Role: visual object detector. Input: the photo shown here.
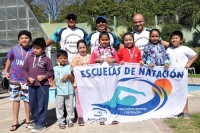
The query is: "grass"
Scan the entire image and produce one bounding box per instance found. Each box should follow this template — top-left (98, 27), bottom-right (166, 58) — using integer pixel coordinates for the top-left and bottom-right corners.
top-left (165, 114), bottom-right (200, 133)
top-left (188, 74), bottom-right (200, 78)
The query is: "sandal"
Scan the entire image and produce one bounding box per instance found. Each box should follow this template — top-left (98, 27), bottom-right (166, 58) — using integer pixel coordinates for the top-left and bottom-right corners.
top-left (112, 120), bottom-right (119, 125)
top-left (10, 124), bottom-right (19, 131)
top-left (25, 122), bottom-right (30, 128)
top-left (99, 122), bottom-right (105, 125)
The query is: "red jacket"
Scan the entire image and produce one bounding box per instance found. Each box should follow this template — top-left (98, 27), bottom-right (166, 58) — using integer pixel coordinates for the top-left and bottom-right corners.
top-left (117, 47), bottom-right (141, 63)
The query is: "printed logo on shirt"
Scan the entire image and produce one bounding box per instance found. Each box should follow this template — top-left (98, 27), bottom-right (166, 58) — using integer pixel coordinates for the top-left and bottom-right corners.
top-left (64, 34), bottom-right (82, 54)
top-left (16, 59), bottom-right (25, 66)
top-left (37, 61), bottom-right (45, 68)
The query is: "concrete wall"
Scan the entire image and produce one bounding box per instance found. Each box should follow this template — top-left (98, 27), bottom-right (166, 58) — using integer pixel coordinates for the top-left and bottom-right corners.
top-left (40, 22), bottom-right (199, 42)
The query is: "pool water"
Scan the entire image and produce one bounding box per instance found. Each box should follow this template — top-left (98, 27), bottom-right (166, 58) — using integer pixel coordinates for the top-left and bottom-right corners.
top-left (49, 84), bottom-right (200, 103)
top-left (188, 84), bottom-right (200, 92)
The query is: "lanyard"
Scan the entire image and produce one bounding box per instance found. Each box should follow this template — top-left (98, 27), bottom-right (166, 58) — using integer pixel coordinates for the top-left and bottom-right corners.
top-left (21, 46), bottom-right (30, 63)
top-left (32, 55), bottom-right (42, 69)
top-left (127, 47), bottom-right (135, 63)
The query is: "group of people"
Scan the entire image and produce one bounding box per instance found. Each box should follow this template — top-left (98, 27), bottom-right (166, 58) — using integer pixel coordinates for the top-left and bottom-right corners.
top-left (4, 12), bottom-right (198, 132)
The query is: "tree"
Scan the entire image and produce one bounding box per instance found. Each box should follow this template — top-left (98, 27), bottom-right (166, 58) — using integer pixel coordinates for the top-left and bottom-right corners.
top-left (161, 22), bottom-right (183, 42)
top-left (178, 0), bottom-right (200, 32)
top-left (24, 0), bottom-right (48, 23)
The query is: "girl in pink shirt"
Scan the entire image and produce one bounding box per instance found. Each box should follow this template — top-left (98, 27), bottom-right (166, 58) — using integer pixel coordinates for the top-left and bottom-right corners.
top-left (90, 31), bottom-right (119, 64)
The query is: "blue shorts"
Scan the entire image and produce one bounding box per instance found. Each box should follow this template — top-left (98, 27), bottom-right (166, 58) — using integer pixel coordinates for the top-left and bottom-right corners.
top-left (9, 84), bottom-right (29, 102)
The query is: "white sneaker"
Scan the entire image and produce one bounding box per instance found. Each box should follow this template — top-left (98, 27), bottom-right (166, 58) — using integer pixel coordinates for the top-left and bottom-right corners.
top-left (68, 120), bottom-right (74, 127)
top-left (31, 125), bottom-right (46, 133)
top-left (28, 123), bottom-right (35, 129)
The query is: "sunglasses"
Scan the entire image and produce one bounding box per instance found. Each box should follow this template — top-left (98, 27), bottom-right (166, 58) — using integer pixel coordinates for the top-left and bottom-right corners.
top-left (67, 15), bottom-right (77, 20)
top-left (96, 19), bottom-right (107, 24)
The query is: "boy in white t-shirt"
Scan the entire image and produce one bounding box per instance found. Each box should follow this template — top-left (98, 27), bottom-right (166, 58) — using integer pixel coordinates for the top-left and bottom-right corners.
top-left (166, 30), bottom-right (198, 119)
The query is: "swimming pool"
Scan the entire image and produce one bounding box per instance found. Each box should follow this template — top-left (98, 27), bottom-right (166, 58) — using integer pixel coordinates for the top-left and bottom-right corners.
top-left (188, 84), bottom-right (200, 92)
top-left (48, 84), bottom-right (200, 103)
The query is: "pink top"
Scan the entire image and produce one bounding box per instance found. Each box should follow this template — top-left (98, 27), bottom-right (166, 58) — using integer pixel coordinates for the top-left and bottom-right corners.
top-left (90, 46), bottom-right (119, 64)
top-left (71, 54), bottom-right (91, 86)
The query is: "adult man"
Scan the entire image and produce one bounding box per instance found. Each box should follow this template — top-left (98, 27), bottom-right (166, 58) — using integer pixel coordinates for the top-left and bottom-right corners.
top-left (131, 13), bottom-right (169, 51)
top-left (86, 16), bottom-right (121, 53)
top-left (46, 12), bottom-right (87, 62)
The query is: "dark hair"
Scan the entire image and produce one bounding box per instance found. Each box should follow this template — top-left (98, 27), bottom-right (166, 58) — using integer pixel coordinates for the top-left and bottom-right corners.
top-left (18, 30), bottom-right (32, 41)
top-left (150, 29), bottom-right (160, 37)
top-left (149, 29), bottom-right (161, 44)
top-left (99, 31), bottom-right (110, 43)
top-left (123, 32), bottom-right (134, 43)
top-left (57, 50), bottom-right (68, 58)
top-left (32, 37), bottom-right (46, 49)
top-left (77, 39), bottom-right (87, 48)
top-left (170, 30), bottom-right (183, 40)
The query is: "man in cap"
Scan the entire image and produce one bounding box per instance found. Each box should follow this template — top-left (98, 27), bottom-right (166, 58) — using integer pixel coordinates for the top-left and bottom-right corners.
top-left (86, 16), bottom-right (122, 53)
top-left (46, 12), bottom-right (88, 63)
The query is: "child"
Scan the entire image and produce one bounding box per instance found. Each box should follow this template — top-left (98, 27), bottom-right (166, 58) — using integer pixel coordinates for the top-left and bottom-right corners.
top-left (4, 30), bottom-right (32, 131)
top-left (90, 32), bottom-right (119, 125)
top-left (23, 37), bottom-right (54, 132)
top-left (90, 31), bottom-right (119, 64)
top-left (53, 50), bottom-right (75, 129)
top-left (71, 40), bottom-right (91, 126)
top-left (166, 30), bottom-right (198, 119)
top-left (117, 32), bottom-right (141, 64)
top-left (140, 29), bottom-right (169, 68)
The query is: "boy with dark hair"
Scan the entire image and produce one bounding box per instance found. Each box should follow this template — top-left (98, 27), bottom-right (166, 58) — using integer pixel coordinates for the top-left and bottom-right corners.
top-left (23, 37), bottom-right (54, 132)
top-left (166, 30), bottom-right (198, 119)
top-left (4, 30), bottom-right (32, 131)
top-left (54, 50), bottom-right (74, 129)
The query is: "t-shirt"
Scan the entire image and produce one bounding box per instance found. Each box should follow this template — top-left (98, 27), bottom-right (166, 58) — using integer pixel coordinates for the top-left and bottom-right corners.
top-left (53, 65), bottom-right (74, 95)
top-left (117, 47), bottom-right (141, 63)
top-left (50, 27), bottom-right (87, 62)
top-left (131, 28), bottom-right (151, 51)
top-left (7, 44), bottom-right (32, 83)
top-left (166, 45), bottom-right (197, 68)
top-left (85, 30), bottom-right (120, 53)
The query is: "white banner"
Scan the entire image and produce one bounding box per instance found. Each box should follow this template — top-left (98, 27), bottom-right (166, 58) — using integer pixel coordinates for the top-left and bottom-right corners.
top-left (74, 63), bottom-right (188, 124)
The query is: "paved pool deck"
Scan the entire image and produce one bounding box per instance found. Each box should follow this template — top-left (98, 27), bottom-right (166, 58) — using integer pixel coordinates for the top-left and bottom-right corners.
top-left (0, 78), bottom-right (199, 133)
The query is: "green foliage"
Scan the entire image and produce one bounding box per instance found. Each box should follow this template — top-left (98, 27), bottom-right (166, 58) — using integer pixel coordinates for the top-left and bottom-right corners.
top-left (178, 0), bottom-right (200, 32)
top-left (24, 0), bottom-right (48, 23)
top-left (161, 23), bottom-right (183, 42)
top-left (191, 47), bottom-right (200, 68)
top-left (27, 1), bottom-right (200, 45)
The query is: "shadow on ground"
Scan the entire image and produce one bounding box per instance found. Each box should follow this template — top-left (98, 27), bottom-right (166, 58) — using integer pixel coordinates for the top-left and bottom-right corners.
top-left (46, 108), bottom-right (57, 127)
top-left (0, 95), bottom-right (9, 99)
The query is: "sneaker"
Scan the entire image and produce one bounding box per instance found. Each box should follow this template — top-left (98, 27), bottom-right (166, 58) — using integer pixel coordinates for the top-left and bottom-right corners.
top-left (177, 112), bottom-right (183, 117)
top-left (28, 123), bottom-right (36, 129)
top-left (31, 125), bottom-right (46, 133)
top-left (78, 117), bottom-right (85, 126)
top-left (183, 113), bottom-right (190, 119)
top-left (99, 118), bottom-right (105, 125)
top-left (58, 123), bottom-right (66, 129)
top-left (68, 120), bottom-right (74, 127)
